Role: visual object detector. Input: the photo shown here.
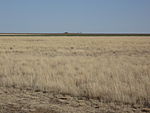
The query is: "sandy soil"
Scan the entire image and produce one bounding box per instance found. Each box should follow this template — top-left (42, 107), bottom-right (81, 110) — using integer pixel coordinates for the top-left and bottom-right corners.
top-left (0, 87), bottom-right (149, 113)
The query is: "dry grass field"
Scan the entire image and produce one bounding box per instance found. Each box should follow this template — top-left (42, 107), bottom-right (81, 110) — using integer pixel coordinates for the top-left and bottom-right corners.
top-left (0, 36), bottom-right (150, 113)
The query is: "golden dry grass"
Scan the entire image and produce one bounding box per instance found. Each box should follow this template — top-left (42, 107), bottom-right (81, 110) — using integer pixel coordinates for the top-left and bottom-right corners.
top-left (0, 36), bottom-right (150, 105)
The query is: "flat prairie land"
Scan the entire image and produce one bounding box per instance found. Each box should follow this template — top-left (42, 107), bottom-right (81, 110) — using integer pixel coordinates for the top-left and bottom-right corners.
top-left (0, 36), bottom-right (150, 113)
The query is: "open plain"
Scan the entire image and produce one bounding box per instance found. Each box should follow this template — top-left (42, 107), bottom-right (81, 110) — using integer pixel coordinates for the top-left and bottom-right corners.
top-left (0, 36), bottom-right (150, 113)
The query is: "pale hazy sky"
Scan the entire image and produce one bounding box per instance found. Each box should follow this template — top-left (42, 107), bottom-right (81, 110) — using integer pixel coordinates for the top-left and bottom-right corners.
top-left (0, 0), bottom-right (150, 33)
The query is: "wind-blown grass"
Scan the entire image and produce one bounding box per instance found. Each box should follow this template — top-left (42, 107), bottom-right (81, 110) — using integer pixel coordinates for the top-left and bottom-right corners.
top-left (0, 36), bottom-right (150, 106)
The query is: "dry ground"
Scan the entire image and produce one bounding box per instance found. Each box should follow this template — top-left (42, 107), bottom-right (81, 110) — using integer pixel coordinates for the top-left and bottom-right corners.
top-left (0, 36), bottom-right (150, 113)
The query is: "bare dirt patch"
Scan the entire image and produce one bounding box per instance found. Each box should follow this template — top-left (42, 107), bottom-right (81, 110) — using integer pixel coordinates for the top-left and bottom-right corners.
top-left (0, 87), bottom-right (149, 113)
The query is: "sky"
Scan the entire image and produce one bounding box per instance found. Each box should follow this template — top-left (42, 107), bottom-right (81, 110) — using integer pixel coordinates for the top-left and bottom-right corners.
top-left (0, 0), bottom-right (150, 33)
